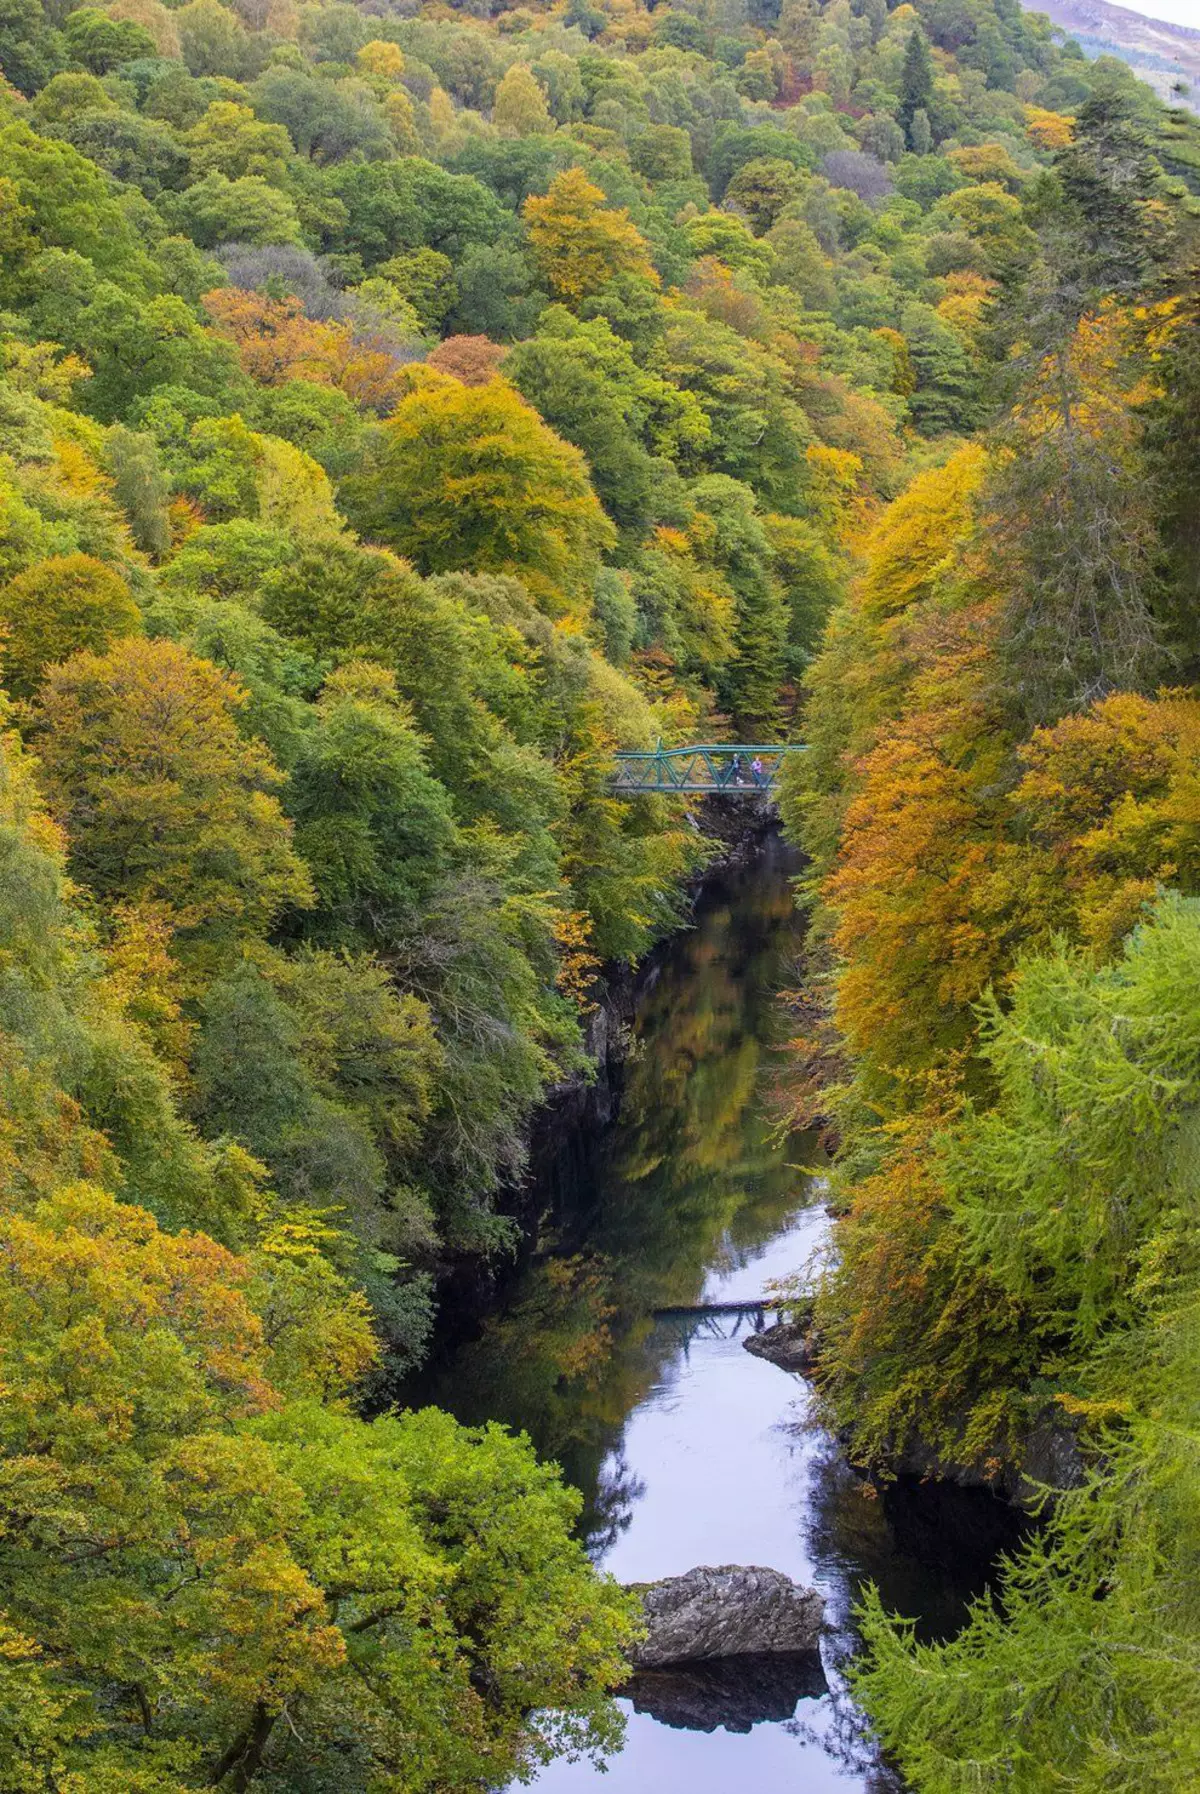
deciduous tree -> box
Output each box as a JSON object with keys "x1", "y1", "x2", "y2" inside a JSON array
[
  {"x1": 523, "y1": 168, "x2": 658, "y2": 304},
  {"x1": 0, "y1": 552, "x2": 142, "y2": 697},
  {"x1": 345, "y1": 376, "x2": 614, "y2": 615},
  {"x1": 29, "y1": 635, "x2": 312, "y2": 963}
]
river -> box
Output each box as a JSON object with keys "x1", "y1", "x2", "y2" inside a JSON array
[{"x1": 416, "y1": 834, "x2": 1022, "y2": 1790}]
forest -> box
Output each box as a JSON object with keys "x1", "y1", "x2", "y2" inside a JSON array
[{"x1": 0, "y1": 0, "x2": 1197, "y2": 1779}]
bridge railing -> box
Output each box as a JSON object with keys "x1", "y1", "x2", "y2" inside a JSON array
[{"x1": 610, "y1": 744, "x2": 806, "y2": 795}]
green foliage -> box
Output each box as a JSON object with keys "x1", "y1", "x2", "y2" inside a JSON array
[
  {"x1": 853, "y1": 898, "x2": 1200, "y2": 1791},
  {"x1": 0, "y1": 1181, "x2": 638, "y2": 1791},
  {"x1": 0, "y1": 551, "x2": 142, "y2": 697},
  {"x1": 28, "y1": 634, "x2": 313, "y2": 967},
  {"x1": 344, "y1": 377, "x2": 615, "y2": 616}
]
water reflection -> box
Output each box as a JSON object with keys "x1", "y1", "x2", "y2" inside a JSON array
[
  {"x1": 420, "y1": 833, "x2": 823, "y2": 1543},
  {"x1": 417, "y1": 835, "x2": 1021, "y2": 1789},
  {"x1": 625, "y1": 1652, "x2": 828, "y2": 1733}
]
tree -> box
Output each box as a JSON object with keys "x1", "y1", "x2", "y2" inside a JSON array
[
  {"x1": 250, "y1": 64, "x2": 393, "y2": 162},
  {"x1": 61, "y1": 5, "x2": 156, "y2": 71},
  {"x1": 57, "y1": 107, "x2": 190, "y2": 199},
  {"x1": 166, "y1": 171, "x2": 302, "y2": 247},
  {"x1": 725, "y1": 156, "x2": 807, "y2": 234},
  {"x1": 630, "y1": 123, "x2": 692, "y2": 183},
  {"x1": 345, "y1": 377, "x2": 614, "y2": 616},
  {"x1": 899, "y1": 299, "x2": 979, "y2": 434},
  {"x1": 493, "y1": 61, "x2": 554, "y2": 137},
  {"x1": 30, "y1": 70, "x2": 115, "y2": 125},
  {"x1": 0, "y1": 552, "x2": 142, "y2": 697},
  {"x1": 0, "y1": 0, "x2": 64, "y2": 95},
  {"x1": 0, "y1": 1182, "x2": 639, "y2": 1789},
  {"x1": 523, "y1": 168, "x2": 659, "y2": 305},
  {"x1": 852, "y1": 896, "x2": 1200, "y2": 1791},
  {"x1": 1055, "y1": 89, "x2": 1171, "y2": 302},
  {"x1": 898, "y1": 28, "x2": 934, "y2": 149},
  {"x1": 185, "y1": 99, "x2": 293, "y2": 184},
  {"x1": 449, "y1": 239, "x2": 547, "y2": 341},
  {"x1": 283, "y1": 663, "x2": 459, "y2": 943},
  {"x1": 107, "y1": 426, "x2": 172, "y2": 556},
  {"x1": 694, "y1": 475, "x2": 788, "y2": 737},
  {"x1": 374, "y1": 245, "x2": 456, "y2": 330},
  {"x1": 988, "y1": 307, "x2": 1162, "y2": 723},
  {"x1": 0, "y1": 722, "x2": 258, "y2": 1237},
  {"x1": 325, "y1": 157, "x2": 506, "y2": 267},
  {"x1": 426, "y1": 332, "x2": 507, "y2": 384},
  {"x1": 504, "y1": 314, "x2": 661, "y2": 531},
  {"x1": 0, "y1": 122, "x2": 156, "y2": 298},
  {"x1": 191, "y1": 943, "x2": 445, "y2": 1359},
  {"x1": 175, "y1": 0, "x2": 253, "y2": 78},
  {"x1": 29, "y1": 636, "x2": 312, "y2": 965}
]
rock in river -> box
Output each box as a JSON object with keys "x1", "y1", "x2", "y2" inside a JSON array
[
  {"x1": 742, "y1": 1318, "x2": 814, "y2": 1373},
  {"x1": 628, "y1": 1565, "x2": 824, "y2": 1668}
]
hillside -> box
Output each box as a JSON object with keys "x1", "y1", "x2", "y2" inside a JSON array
[{"x1": 1026, "y1": 0, "x2": 1200, "y2": 108}]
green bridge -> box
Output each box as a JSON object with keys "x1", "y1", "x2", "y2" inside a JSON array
[{"x1": 610, "y1": 744, "x2": 805, "y2": 796}]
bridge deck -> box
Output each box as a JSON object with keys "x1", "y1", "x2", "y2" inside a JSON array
[{"x1": 611, "y1": 744, "x2": 805, "y2": 796}]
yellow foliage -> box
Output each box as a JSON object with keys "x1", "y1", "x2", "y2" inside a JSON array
[
  {"x1": 253, "y1": 432, "x2": 340, "y2": 535},
  {"x1": 523, "y1": 168, "x2": 658, "y2": 304},
  {"x1": 357, "y1": 39, "x2": 405, "y2": 81},
  {"x1": 1024, "y1": 103, "x2": 1073, "y2": 151},
  {"x1": 856, "y1": 442, "x2": 987, "y2": 619},
  {"x1": 100, "y1": 900, "x2": 194, "y2": 1075},
  {"x1": 0, "y1": 340, "x2": 91, "y2": 403},
  {"x1": 552, "y1": 908, "x2": 601, "y2": 1012},
  {"x1": 1015, "y1": 690, "x2": 1200, "y2": 955},
  {"x1": 50, "y1": 436, "x2": 109, "y2": 497},
  {"x1": 493, "y1": 61, "x2": 554, "y2": 137},
  {"x1": 947, "y1": 143, "x2": 1025, "y2": 190},
  {"x1": 805, "y1": 441, "x2": 866, "y2": 541},
  {"x1": 936, "y1": 271, "x2": 997, "y2": 349}
]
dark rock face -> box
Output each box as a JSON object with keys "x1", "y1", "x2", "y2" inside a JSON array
[
  {"x1": 743, "y1": 1318, "x2": 815, "y2": 1373},
  {"x1": 888, "y1": 1410, "x2": 1085, "y2": 1509},
  {"x1": 622, "y1": 1651, "x2": 827, "y2": 1733},
  {"x1": 629, "y1": 1565, "x2": 824, "y2": 1669}
]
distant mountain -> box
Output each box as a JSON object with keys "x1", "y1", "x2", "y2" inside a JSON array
[{"x1": 1024, "y1": 0, "x2": 1200, "y2": 109}]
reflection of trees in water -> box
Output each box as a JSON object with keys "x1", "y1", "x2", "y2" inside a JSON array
[
  {"x1": 786, "y1": 1695, "x2": 903, "y2": 1793},
  {"x1": 585, "y1": 1454, "x2": 646, "y2": 1558},
  {"x1": 419, "y1": 842, "x2": 820, "y2": 1504},
  {"x1": 801, "y1": 1428, "x2": 1030, "y2": 1648}
]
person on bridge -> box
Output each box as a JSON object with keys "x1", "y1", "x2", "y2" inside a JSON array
[
  {"x1": 730, "y1": 754, "x2": 743, "y2": 786},
  {"x1": 751, "y1": 756, "x2": 764, "y2": 786}
]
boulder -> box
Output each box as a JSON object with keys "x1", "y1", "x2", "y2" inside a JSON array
[
  {"x1": 628, "y1": 1565, "x2": 824, "y2": 1668},
  {"x1": 743, "y1": 1318, "x2": 815, "y2": 1374}
]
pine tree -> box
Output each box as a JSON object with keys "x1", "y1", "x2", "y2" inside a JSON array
[{"x1": 898, "y1": 29, "x2": 934, "y2": 149}]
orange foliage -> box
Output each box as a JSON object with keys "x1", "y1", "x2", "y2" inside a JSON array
[
  {"x1": 683, "y1": 257, "x2": 766, "y2": 336},
  {"x1": 1024, "y1": 104, "x2": 1074, "y2": 151},
  {"x1": 426, "y1": 334, "x2": 507, "y2": 385},
  {"x1": 827, "y1": 602, "x2": 1036, "y2": 1079},
  {"x1": 201, "y1": 289, "x2": 412, "y2": 413},
  {"x1": 202, "y1": 287, "x2": 324, "y2": 384}
]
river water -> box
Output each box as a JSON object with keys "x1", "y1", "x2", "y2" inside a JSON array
[{"x1": 418, "y1": 835, "x2": 1020, "y2": 1791}]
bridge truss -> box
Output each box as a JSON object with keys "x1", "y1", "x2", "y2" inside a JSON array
[{"x1": 610, "y1": 744, "x2": 805, "y2": 796}]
